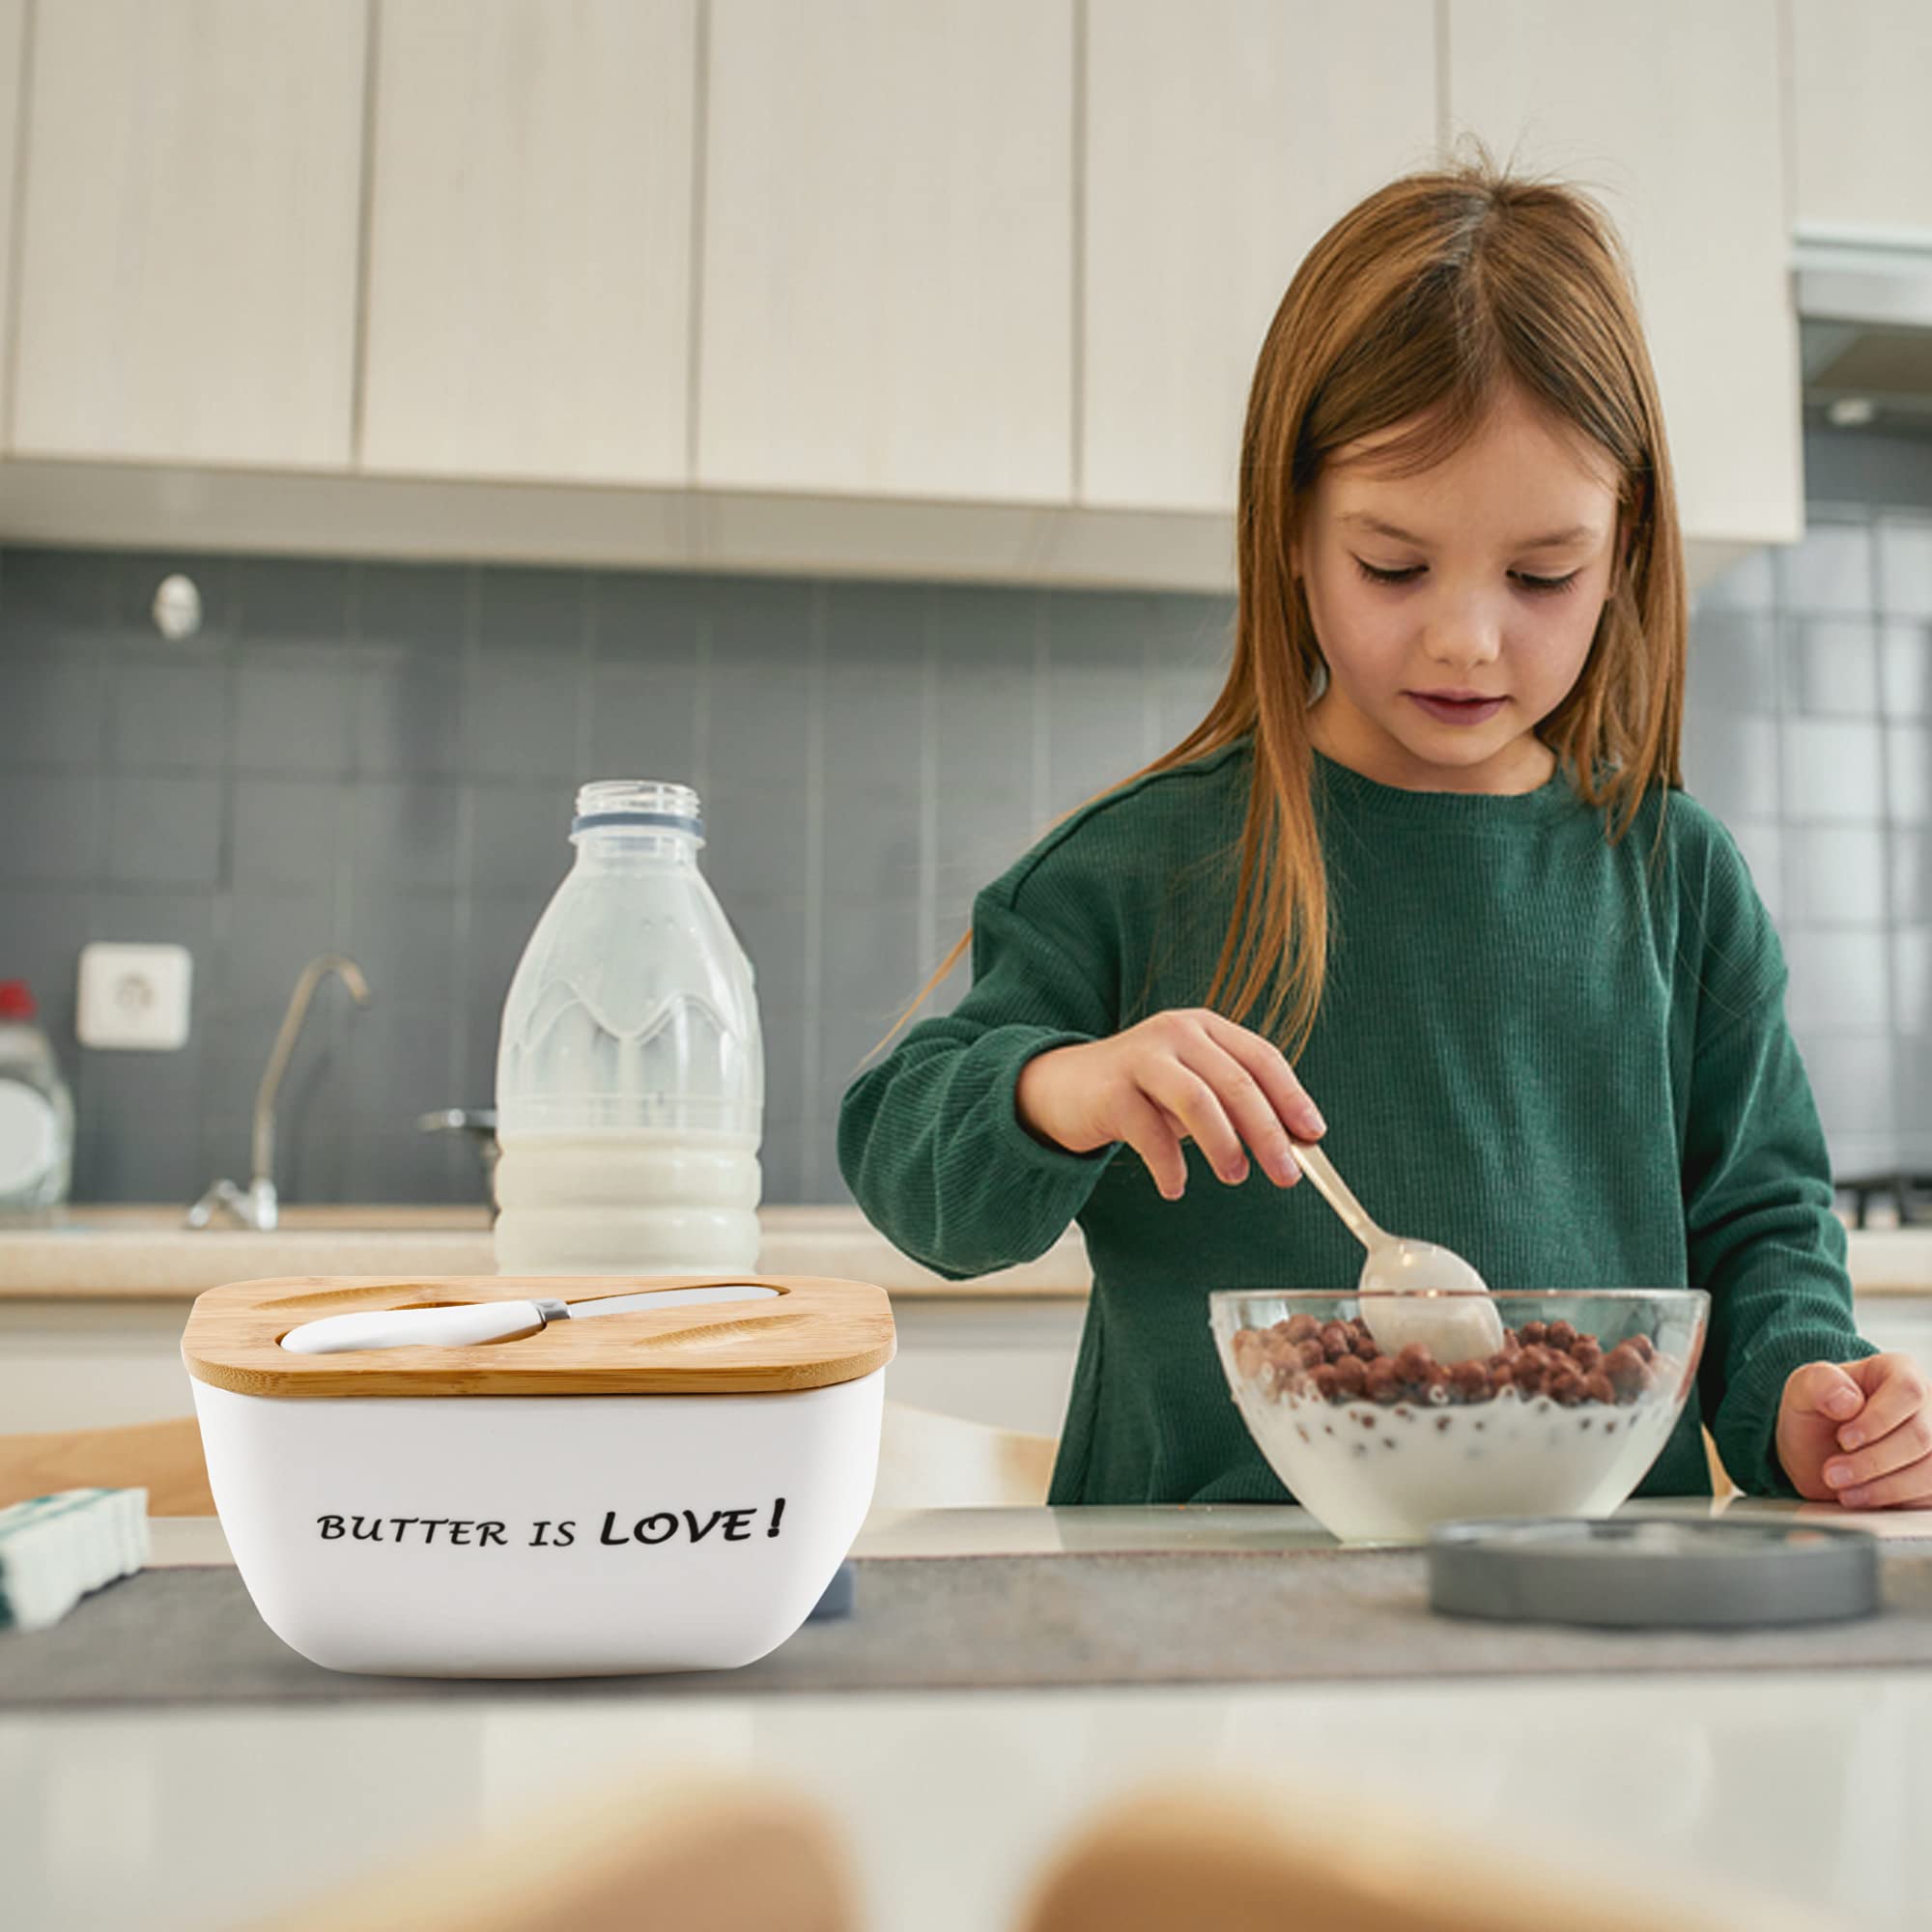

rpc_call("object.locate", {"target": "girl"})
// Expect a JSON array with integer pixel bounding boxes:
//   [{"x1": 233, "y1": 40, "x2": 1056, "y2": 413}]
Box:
[{"x1": 838, "y1": 156, "x2": 1930, "y2": 1513}]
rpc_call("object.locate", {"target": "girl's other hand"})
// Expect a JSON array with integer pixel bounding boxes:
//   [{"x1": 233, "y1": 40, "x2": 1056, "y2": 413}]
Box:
[
  {"x1": 1777, "y1": 1355, "x2": 1932, "y2": 1509},
  {"x1": 1014, "y1": 1009, "x2": 1325, "y2": 1202}
]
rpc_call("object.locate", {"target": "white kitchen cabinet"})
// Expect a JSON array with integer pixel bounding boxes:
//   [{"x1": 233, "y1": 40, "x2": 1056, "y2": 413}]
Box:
[
  {"x1": 1789, "y1": 0, "x2": 1932, "y2": 242},
  {"x1": 1082, "y1": 0, "x2": 1436, "y2": 513},
  {"x1": 697, "y1": 0, "x2": 1074, "y2": 503},
  {"x1": 0, "y1": 1, "x2": 23, "y2": 449},
  {"x1": 1445, "y1": 0, "x2": 1800, "y2": 549},
  {"x1": 0, "y1": 0, "x2": 1846, "y2": 585},
  {"x1": 360, "y1": 0, "x2": 696, "y2": 484},
  {"x1": 12, "y1": 0, "x2": 367, "y2": 469}
]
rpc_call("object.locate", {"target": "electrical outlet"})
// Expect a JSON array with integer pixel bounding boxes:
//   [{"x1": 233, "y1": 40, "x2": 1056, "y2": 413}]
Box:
[{"x1": 76, "y1": 943, "x2": 194, "y2": 1051}]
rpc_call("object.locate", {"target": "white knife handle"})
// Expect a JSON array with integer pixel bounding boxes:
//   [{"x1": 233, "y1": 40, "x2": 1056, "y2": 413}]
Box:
[{"x1": 279, "y1": 1299, "x2": 557, "y2": 1354}]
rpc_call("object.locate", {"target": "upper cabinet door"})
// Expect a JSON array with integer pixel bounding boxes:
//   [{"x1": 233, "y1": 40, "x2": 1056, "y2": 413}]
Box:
[
  {"x1": 360, "y1": 0, "x2": 696, "y2": 484},
  {"x1": 1790, "y1": 0, "x2": 1932, "y2": 239},
  {"x1": 1083, "y1": 1, "x2": 1436, "y2": 515},
  {"x1": 698, "y1": 0, "x2": 1074, "y2": 503},
  {"x1": 1445, "y1": 0, "x2": 1799, "y2": 548},
  {"x1": 13, "y1": 0, "x2": 366, "y2": 469}
]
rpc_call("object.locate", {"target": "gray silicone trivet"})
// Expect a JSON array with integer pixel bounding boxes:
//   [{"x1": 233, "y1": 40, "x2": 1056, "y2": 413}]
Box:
[{"x1": 1428, "y1": 1518, "x2": 1881, "y2": 1628}]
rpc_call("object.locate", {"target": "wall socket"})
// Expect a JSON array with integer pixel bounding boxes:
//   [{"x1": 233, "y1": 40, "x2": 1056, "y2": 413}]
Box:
[{"x1": 76, "y1": 944, "x2": 194, "y2": 1051}]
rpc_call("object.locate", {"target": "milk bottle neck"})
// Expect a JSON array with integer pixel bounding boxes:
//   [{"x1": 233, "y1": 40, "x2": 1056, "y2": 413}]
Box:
[
  {"x1": 567, "y1": 780, "x2": 705, "y2": 873},
  {"x1": 569, "y1": 831, "x2": 700, "y2": 875}
]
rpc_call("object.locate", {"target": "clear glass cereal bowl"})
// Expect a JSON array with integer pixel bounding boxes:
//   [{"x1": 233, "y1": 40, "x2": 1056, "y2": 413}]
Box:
[{"x1": 1208, "y1": 1290, "x2": 1710, "y2": 1544}]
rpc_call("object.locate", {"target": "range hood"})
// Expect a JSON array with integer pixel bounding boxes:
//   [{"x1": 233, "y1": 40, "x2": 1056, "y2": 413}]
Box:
[{"x1": 1796, "y1": 230, "x2": 1932, "y2": 437}]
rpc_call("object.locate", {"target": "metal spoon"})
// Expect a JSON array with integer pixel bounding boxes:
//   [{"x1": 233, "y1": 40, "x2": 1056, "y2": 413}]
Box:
[{"x1": 1289, "y1": 1141, "x2": 1504, "y2": 1364}]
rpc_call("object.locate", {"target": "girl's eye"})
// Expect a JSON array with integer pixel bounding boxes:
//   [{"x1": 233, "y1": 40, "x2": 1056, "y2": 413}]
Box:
[
  {"x1": 1353, "y1": 558, "x2": 1424, "y2": 586},
  {"x1": 1350, "y1": 557, "x2": 1581, "y2": 596}
]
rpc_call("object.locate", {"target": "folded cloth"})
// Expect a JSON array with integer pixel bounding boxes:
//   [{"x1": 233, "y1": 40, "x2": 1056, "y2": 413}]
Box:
[{"x1": 0, "y1": 1488, "x2": 149, "y2": 1634}]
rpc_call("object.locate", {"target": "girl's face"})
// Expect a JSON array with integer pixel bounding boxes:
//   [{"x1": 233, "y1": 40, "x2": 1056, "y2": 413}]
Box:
[{"x1": 1293, "y1": 384, "x2": 1624, "y2": 794}]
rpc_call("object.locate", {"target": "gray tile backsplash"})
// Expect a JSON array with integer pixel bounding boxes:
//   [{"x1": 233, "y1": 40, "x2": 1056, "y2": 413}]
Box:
[
  {"x1": 7, "y1": 431, "x2": 1932, "y2": 1206},
  {"x1": 0, "y1": 549, "x2": 1231, "y2": 1206},
  {"x1": 1779, "y1": 518, "x2": 1874, "y2": 615},
  {"x1": 1879, "y1": 516, "x2": 1932, "y2": 618},
  {"x1": 1882, "y1": 622, "x2": 1932, "y2": 718},
  {"x1": 1682, "y1": 428, "x2": 1932, "y2": 1179},
  {"x1": 1781, "y1": 717, "x2": 1886, "y2": 823}
]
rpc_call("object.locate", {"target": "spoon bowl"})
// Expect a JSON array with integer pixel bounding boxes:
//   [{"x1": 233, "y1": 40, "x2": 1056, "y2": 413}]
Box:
[{"x1": 1289, "y1": 1142, "x2": 1505, "y2": 1365}]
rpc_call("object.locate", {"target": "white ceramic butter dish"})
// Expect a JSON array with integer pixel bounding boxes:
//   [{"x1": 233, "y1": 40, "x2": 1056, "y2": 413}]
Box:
[{"x1": 181, "y1": 1271, "x2": 894, "y2": 1679}]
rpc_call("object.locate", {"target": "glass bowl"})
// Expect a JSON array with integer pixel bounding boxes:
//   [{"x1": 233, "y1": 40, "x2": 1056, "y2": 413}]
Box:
[{"x1": 1208, "y1": 1290, "x2": 1709, "y2": 1544}]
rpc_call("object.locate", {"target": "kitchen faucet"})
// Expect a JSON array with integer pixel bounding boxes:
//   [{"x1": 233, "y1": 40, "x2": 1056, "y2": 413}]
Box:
[{"x1": 185, "y1": 953, "x2": 372, "y2": 1231}]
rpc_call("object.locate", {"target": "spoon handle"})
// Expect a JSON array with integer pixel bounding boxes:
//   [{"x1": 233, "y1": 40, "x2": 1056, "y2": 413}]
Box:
[{"x1": 1287, "y1": 1140, "x2": 1383, "y2": 1254}]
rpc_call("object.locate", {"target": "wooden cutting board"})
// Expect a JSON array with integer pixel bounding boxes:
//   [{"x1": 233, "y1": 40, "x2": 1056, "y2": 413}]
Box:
[
  {"x1": 0, "y1": 1415, "x2": 215, "y2": 1514},
  {"x1": 182, "y1": 1272, "x2": 895, "y2": 1399}
]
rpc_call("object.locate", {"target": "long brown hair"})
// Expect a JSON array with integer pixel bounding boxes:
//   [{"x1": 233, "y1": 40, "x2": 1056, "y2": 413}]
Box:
[{"x1": 876, "y1": 149, "x2": 1686, "y2": 1063}]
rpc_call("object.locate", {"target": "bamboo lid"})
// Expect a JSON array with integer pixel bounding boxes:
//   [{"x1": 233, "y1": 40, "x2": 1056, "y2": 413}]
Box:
[{"x1": 182, "y1": 1273, "x2": 895, "y2": 1399}]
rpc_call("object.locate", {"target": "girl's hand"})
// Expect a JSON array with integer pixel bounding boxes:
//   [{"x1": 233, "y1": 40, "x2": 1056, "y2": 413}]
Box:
[
  {"x1": 1777, "y1": 1355, "x2": 1932, "y2": 1509},
  {"x1": 1014, "y1": 1008, "x2": 1324, "y2": 1201}
]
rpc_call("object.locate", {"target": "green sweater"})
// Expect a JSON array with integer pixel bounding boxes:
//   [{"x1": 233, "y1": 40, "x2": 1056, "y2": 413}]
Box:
[{"x1": 838, "y1": 740, "x2": 1873, "y2": 1503}]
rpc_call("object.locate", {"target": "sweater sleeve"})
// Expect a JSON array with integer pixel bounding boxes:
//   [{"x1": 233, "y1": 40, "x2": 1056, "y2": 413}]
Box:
[
  {"x1": 1682, "y1": 830, "x2": 1875, "y2": 1497},
  {"x1": 836, "y1": 869, "x2": 1124, "y2": 1281}
]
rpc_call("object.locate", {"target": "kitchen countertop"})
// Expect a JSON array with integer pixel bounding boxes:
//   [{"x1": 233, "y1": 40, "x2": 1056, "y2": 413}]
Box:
[
  {"x1": 0, "y1": 1204, "x2": 1088, "y2": 1300},
  {"x1": 7, "y1": 1203, "x2": 1932, "y2": 1299},
  {"x1": 12, "y1": 1498, "x2": 1927, "y2": 1932},
  {"x1": 137, "y1": 1492, "x2": 1932, "y2": 1570}
]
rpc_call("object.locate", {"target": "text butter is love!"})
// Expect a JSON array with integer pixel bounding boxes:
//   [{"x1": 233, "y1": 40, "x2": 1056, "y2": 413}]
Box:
[{"x1": 314, "y1": 1498, "x2": 790, "y2": 1548}]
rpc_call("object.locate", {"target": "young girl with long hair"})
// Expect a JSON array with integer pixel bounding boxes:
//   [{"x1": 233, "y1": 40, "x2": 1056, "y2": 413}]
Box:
[{"x1": 838, "y1": 156, "x2": 1927, "y2": 1513}]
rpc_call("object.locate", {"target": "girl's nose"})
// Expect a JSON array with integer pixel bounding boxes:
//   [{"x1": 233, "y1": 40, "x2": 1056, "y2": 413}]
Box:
[{"x1": 1420, "y1": 600, "x2": 1503, "y2": 669}]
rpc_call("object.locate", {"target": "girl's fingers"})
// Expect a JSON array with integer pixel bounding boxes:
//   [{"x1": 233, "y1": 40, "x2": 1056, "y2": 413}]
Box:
[
  {"x1": 1139, "y1": 1060, "x2": 1249, "y2": 1186},
  {"x1": 1114, "y1": 1089, "x2": 1188, "y2": 1201},
  {"x1": 1824, "y1": 1409, "x2": 1932, "y2": 1492},
  {"x1": 1834, "y1": 1448, "x2": 1932, "y2": 1511},
  {"x1": 1120, "y1": 1009, "x2": 1326, "y2": 1197},
  {"x1": 1177, "y1": 1036, "x2": 1301, "y2": 1187},
  {"x1": 1201, "y1": 1012, "x2": 1326, "y2": 1141},
  {"x1": 1834, "y1": 1354, "x2": 1930, "y2": 1452},
  {"x1": 1783, "y1": 1360, "x2": 1864, "y2": 1426}
]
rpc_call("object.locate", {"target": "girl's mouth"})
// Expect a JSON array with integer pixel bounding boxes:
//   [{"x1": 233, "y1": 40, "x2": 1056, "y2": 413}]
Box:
[{"x1": 1406, "y1": 691, "x2": 1507, "y2": 727}]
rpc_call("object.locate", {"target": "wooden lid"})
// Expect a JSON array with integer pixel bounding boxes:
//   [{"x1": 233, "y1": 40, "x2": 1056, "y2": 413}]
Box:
[{"x1": 181, "y1": 1273, "x2": 895, "y2": 1399}]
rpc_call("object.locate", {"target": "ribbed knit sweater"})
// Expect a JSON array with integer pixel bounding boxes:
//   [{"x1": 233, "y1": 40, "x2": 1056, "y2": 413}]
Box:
[{"x1": 837, "y1": 739, "x2": 1873, "y2": 1503}]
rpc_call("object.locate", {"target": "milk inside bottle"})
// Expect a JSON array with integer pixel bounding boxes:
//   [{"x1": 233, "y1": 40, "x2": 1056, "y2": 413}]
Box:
[{"x1": 493, "y1": 781, "x2": 762, "y2": 1274}]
